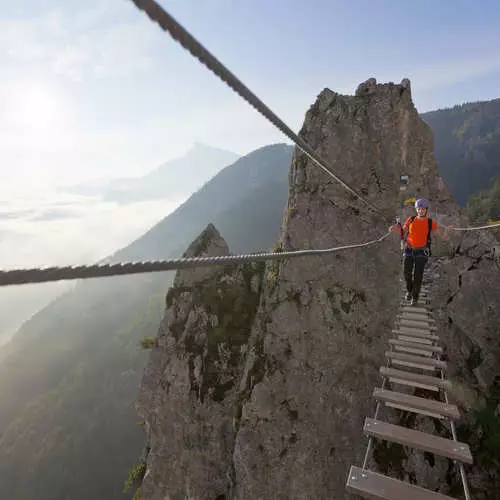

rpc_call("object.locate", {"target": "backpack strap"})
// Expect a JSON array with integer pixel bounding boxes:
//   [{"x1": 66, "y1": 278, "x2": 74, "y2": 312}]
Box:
[{"x1": 405, "y1": 216, "x2": 416, "y2": 239}]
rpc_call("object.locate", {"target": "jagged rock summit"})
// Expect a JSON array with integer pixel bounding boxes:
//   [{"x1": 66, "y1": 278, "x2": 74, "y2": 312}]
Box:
[
  {"x1": 135, "y1": 79, "x2": 500, "y2": 499},
  {"x1": 136, "y1": 223, "x2": 266, "y2": 499}
]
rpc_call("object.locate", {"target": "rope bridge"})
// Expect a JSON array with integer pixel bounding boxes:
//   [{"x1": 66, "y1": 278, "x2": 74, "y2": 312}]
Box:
[{"x1": 3, "y1": 3, "x2": 499, "y2": 497}]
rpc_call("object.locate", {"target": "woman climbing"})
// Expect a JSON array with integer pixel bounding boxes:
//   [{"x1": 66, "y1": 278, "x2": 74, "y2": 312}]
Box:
[{"x1": 390, "y1": 198, "x2": 448, "y2": 305}]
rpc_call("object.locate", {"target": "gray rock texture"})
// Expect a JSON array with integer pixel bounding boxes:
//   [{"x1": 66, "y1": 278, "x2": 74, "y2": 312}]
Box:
[{"x1": 136, "y1": 79, "x2": 500, "y2": 499}]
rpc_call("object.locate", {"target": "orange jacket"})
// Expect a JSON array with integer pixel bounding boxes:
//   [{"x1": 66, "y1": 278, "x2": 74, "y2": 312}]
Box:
[{"x1": 404, "y1": 216, "x2": 438, "y2": 248}]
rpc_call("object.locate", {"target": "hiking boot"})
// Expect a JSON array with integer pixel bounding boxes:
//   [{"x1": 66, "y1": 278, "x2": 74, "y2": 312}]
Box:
[
  {"x1": 411, "y1": 297, "x2": 418, "y2": 306},
  {"x1": 405, "y1": 292, "x2": 412, "y2": 301}
]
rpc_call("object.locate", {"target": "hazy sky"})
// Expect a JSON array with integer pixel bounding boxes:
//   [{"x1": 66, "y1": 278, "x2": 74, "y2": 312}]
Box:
[{"x1": 1, "y1": 0, "x2": 499, "y2": 190}]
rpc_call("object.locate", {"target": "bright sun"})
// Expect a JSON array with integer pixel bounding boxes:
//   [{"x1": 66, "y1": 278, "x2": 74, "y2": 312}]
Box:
[
  {"x1": 11, "y1": 84, "x2": 62, "y2": 130},
  {"x1": 0, "y1": 83, "x2": 79, "y2": 188}
]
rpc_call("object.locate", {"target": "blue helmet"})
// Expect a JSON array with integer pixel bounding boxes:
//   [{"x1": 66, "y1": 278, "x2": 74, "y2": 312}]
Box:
[{"x1": 415, "y1": 198, "x2": 429, "y2": 209}]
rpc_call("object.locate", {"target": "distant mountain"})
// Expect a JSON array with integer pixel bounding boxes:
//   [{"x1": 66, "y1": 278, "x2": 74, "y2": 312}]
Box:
[
  {"x1": 62, "y1": 142, "x2": 239, "y2": 204},
  {"x1": 421, "y1": 98, "x2": 500, "y2": 205},
  {"x1": 116, "y1": 143, "x2": 293, "y2": 261},
  {"x1": 0, "y1": 143, "x2": 293, "y2": 500}
]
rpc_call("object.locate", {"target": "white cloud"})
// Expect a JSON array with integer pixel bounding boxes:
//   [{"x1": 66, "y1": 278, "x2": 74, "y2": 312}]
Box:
[
  {"x1": 0, "y1": 193, "x2": 185, "y2": 269},
  {"x1": 0, "y1": 4, "x2": 157, "y2": 82}
]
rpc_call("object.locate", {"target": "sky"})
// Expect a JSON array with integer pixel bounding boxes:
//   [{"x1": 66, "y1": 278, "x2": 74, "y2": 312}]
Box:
[
  {"x1": 1, "y1": 0, "x2": 500, "y2": 188},
  {"x1": 0, "y1": 0, "x2": 499, "y2": 339}
]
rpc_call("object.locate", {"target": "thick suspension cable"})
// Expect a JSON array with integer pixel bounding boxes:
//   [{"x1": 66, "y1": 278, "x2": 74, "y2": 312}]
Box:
[
  {"x1": 0, "y1": 232, "x2": 391, "y2": 286},
  {"x1": 129, "y1": 0, "x2": 385, "y2": 218}
]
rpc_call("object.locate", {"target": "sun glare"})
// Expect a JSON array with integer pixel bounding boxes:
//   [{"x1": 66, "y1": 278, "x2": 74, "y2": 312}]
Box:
[
  {"x1": 11, "y1": 84, "x2": 62, "y2": 130},
  {"x1": 3, "y1": 83, "x2": 76, "y2": 156}
]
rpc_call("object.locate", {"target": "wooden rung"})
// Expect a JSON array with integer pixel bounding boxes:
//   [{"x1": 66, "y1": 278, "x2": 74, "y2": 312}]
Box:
[
  {"x1": 346, "y1": 466, "x2": 456, "y2": 499},
  {"x1": 396, "y1": 325, "x2": 435, "y2": 334},
  {"x1": 390, "y1": 359, "x2": 439, "y2": 371},
  {"x1": 381, "y1": 366, "x2": 451, "y2": 391},
  {"x1": 386, "y1": 351, "x2": 447, "y2": 370},
  {"x1": 386, "y1": 402, "x2": 445, "y2": 419},
  {"x1": 373, "y1": 388, "x2": 460, "y2": 420},
  {"x1": 392, "y1": 329, "x2": 437, "y2": 339},
  {"x1": 364, "y1": 418, "x2": 473, "y2": 463},
  {"x1": 400, "y1": 313, "x2": 435, "y2": 323},
  {"x1": 400, "y1": 319, "x2": 437, "y2": 330},
  {"x1": 397, "y1": 335, "x2": 435, "y2": 345},
  {"x1": 401, "y1": 306, "x2": 430, "y2": 314},
  {"x1": 394, "y1": 345, "x2": 433, "y2": 357},
  {"x1": 386, "y1": 376, "x2": 439, "y2": 392},
  {"x1": 399, "y1": 315, "x2": 435, "y2": 324},
  {"x1": 389, "y1": 339, "x2": 443, "y2": 354},
  {"x1": 399, "y1": 312, "x2": 433, "y2": 319}
]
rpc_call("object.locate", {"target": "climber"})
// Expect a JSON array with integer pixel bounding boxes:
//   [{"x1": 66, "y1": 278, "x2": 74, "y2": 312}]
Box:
[{"x1": 390, "y1": 198, "x2": 448, "y2": 306}]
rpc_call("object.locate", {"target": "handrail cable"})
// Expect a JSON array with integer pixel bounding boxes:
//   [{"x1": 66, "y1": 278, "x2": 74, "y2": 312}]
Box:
[
  {"x1": 0, "y1": 232, "x2": 391, "y2": 286},
  {"x1": 442, "y1": 221, "x2": 500, "y2": 231}
]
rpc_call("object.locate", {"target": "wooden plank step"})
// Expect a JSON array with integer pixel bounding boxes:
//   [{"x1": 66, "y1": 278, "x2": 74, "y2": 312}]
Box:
[
  {"x1": 373, "y1": 388, "x2": 460, "y2": 420},
  {"x1": 364, "y1": 418, "x2": 472, "y2": 463},
  {"x1": 401, "y1": 306, "x2": 430, "y2": 314},
  {"x1": 399, "y1": 319, "x2": 437, "y2": 330},
  {"x1": 399, "y1": 314, "x2": 435, "y2": 323},
  {"x1": 400, "y1": 313, "x2": 435, "y2": 322},
  {"x1": 346, "y1": 466, "x2": 456, "y2": 499},
  {"x1": 397, "y1": 325, "x2": 435, "y2": 335},
  {"x1": 380, "y1": 366, "x2": 451, "y2": 392},
  {"x1": 399, "y1": 314, "x2": 434, "y2": 322},
  {"x1": 392, "y1": 329, "x2": 437, "y2": 339},
  {"x1": 399, "y1": 312, "x2": 432, "y2": 320},
  {"x1": 386, "y1": 351, "x2": 447, "y2": 371},
  {"x1": 389, "y1": 339, "x2": 443, "y2": 354},
  {"x1": 395, "y1": 345, "x2": 433, "y2": 357},
  {"x1": 397, "y1": 334, "x2": 436, "y2": 345}
]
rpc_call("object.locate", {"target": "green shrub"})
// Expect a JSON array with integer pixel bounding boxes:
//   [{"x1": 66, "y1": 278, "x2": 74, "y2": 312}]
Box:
[
  {"x1": 123, "y1": 459, "x2": 146, "y2": 493},
  {"x1": 139, "y1": 337, "x2": 157, "y2": 349}
]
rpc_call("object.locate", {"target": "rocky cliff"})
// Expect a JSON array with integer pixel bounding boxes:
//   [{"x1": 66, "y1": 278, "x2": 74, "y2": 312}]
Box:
[
  {"x1": 136, "y1": 224, "x2": 266, "y2": 499},
  {"x1": 135, "y1": 79, "x2": 500, "y2": 499}
]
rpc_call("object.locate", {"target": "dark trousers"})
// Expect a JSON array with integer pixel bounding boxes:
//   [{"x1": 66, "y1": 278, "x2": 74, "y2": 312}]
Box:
[{"x1": 404, "y1": 252, "x2": 428, "y2": 299}]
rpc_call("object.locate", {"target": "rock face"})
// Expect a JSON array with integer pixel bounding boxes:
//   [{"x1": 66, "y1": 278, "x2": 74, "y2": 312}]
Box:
[
  {"x1": 232, "y1": 79, "x2": 454, "y2": 498},
  {"x1": 430, "y1": 236, "x2": 500, "y2": 498},
  {"x1": 136, "y1": 223, "x2": 266, "y2": 499},
  {"x1": 136, "y1": 79, "x2": 500, "y2": 499}
]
